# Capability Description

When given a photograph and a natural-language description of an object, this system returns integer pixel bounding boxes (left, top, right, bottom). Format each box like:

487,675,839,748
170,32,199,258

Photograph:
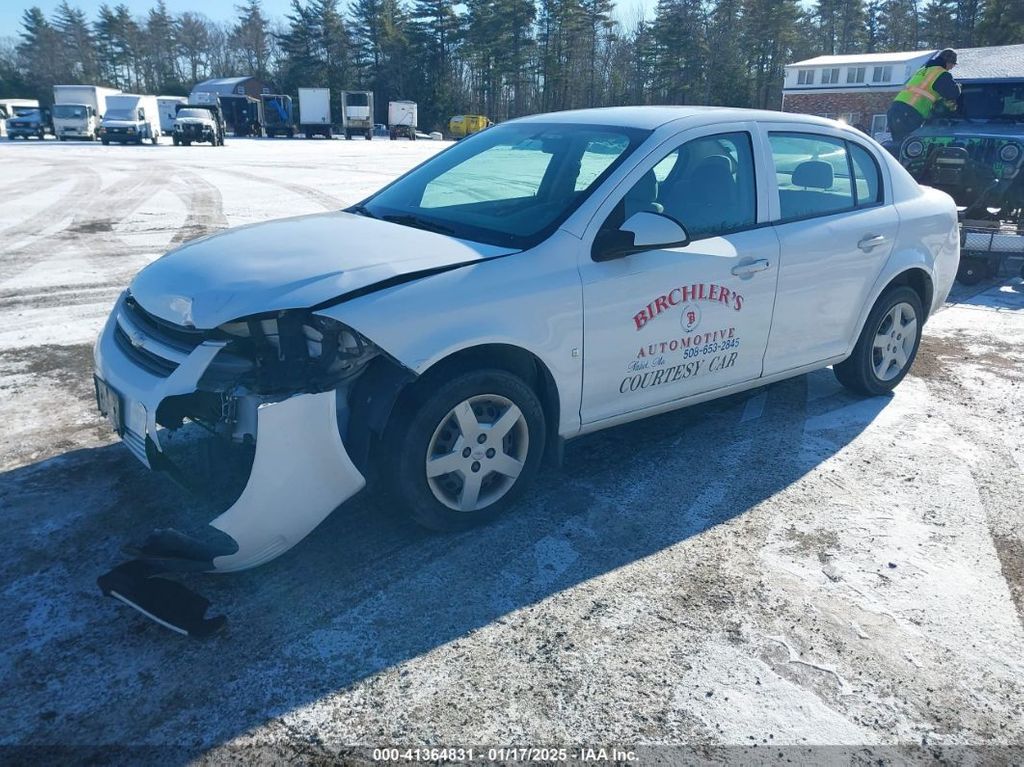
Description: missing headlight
215,311,378,394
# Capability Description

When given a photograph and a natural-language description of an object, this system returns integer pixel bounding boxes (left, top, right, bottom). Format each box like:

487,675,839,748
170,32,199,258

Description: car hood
130,211,518,329
176,118,214,127
915,121,1024,140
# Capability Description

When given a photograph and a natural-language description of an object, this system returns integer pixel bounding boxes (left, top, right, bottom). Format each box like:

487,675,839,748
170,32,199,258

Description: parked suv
899,80,1024,225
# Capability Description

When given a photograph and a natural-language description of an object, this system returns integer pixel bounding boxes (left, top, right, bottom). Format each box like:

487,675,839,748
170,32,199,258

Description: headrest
693,154,733,177
792,160,834,190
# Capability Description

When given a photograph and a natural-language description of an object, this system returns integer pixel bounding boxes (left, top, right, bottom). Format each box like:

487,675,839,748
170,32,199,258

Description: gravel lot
1,137,1022,761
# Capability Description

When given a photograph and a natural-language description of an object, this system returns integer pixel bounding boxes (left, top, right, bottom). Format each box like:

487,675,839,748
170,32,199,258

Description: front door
578,127,780,425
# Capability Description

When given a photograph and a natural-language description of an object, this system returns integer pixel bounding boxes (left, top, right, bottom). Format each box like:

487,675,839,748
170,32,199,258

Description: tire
957,257,984,285
183,140,191,147
101,138,109,145
384,369,546,531
173,135,179,146
833,286,924,396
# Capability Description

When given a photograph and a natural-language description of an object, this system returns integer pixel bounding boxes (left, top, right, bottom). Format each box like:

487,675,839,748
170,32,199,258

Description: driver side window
605,131,757,240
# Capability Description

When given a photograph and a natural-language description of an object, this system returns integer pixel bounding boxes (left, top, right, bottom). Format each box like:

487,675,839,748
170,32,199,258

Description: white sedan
93,106,959,634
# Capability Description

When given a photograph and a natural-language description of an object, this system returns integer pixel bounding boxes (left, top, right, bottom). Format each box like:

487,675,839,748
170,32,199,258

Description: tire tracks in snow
207,165,345,210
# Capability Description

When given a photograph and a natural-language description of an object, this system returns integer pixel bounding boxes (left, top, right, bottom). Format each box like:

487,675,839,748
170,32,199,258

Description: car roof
509,106,850,132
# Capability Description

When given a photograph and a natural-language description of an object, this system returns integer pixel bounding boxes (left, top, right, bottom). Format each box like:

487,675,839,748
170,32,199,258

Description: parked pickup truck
6,108,52,140
172,104,225,146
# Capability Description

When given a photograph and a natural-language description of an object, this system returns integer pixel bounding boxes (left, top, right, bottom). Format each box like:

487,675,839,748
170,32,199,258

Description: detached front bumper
93,295,366,573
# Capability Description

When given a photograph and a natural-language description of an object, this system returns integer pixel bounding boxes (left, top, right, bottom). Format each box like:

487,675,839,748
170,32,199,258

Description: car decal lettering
634,282,743,330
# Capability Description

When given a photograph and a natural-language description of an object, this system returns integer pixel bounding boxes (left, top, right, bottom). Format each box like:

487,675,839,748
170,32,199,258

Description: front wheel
384,369,546,531
833,286,923,396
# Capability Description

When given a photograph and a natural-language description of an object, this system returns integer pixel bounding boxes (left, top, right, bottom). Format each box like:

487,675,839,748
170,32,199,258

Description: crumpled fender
207,390,365,571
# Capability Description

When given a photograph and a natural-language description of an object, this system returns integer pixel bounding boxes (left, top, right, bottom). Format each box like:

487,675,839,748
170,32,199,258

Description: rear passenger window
850,142,883,207
770,133,855,220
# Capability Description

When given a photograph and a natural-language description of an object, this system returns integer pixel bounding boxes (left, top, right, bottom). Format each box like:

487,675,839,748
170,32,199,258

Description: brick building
782,44,1024,141
781,51,931,140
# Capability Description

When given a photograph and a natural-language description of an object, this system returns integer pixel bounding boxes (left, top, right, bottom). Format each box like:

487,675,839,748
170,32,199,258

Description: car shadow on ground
0,368,891,754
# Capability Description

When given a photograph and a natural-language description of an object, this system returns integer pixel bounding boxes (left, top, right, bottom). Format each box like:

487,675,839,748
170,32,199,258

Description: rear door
759,127,897,375
578,124,780,425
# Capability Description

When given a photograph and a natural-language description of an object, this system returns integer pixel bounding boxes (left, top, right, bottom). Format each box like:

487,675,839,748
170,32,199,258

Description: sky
0,0,664,38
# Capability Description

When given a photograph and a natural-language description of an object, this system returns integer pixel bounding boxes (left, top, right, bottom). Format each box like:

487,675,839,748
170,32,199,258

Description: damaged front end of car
94,291,412,636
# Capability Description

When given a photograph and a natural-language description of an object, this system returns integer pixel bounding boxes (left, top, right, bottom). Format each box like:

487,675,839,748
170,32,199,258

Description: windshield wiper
380,213,456,236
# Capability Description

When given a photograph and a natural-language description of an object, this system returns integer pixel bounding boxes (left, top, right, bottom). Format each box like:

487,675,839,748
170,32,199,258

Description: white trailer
299,88,332,139
341,90,374,140
157,96,187,134
52,85,120,141
101,94,161,145
388,100,417,141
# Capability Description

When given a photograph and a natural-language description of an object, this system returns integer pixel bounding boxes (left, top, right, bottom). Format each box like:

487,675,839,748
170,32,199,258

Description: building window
871,114,888,136
822,68,840,84
797,70,815,85
872,65,892,83
847,67,866,84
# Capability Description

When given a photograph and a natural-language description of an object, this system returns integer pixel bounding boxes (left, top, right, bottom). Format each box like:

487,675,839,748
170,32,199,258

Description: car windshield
960,83,1024,120
53,105,86,119
15,109,41,120
105,109,134,120
177,109,209,119
359,122,650,248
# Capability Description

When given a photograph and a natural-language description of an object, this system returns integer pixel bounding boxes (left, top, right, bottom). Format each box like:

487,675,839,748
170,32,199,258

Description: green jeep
900,80,1024,225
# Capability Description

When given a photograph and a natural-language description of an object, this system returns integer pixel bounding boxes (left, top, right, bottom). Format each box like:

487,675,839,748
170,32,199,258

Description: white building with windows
782,51,934,140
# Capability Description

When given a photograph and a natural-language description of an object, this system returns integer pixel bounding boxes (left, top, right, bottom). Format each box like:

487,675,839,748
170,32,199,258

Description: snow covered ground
1,137,1022,760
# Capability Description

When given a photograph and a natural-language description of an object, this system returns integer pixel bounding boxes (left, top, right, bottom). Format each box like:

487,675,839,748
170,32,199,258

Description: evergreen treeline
1,0,1021,132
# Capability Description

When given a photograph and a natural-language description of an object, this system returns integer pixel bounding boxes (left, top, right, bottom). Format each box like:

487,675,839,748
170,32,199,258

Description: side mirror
592,211,689,262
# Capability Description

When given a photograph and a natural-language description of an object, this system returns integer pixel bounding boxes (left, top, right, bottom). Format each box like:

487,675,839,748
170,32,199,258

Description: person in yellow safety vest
886,48,960,152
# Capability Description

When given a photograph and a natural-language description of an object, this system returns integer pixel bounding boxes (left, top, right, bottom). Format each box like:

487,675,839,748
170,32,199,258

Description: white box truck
299,88,332,139
388,100,417,141
100,94,161,145
52,85,120,141
157,96,187,134
341,90,374,140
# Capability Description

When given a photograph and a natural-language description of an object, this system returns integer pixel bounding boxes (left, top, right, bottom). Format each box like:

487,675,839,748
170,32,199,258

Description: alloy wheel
872,301,918,381
424,394,529,512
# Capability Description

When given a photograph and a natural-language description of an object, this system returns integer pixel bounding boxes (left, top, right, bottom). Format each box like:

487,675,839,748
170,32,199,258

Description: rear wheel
384,369,546,531
834,286,923,396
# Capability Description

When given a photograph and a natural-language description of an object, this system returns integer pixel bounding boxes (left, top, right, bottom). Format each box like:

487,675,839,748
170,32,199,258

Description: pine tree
705,0,749,107
232,0,274,78
54,1,99,83
651,0,707,105
145,1,180,91
17,6,63,99
919,0,956,47
977,0,1024,45
741,0,800,108
177,12,212,85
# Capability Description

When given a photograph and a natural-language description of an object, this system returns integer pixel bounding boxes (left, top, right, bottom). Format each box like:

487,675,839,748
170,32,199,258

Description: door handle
731,259,770,277
858,234,887,252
